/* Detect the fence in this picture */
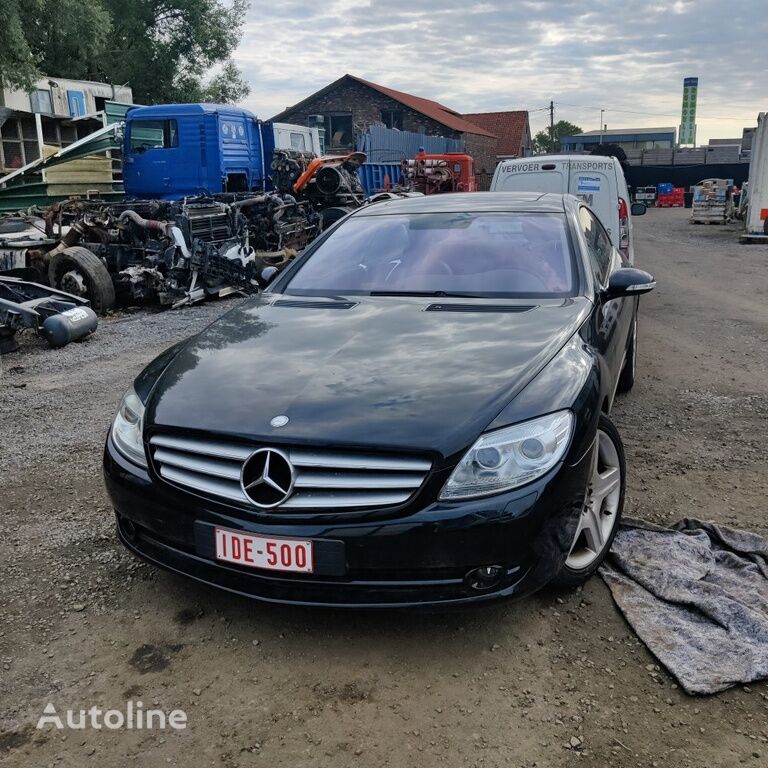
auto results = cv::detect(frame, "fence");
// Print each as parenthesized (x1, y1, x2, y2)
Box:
(357, 125, 463, 163)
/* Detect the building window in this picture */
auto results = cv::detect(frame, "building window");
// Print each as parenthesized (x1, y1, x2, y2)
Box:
(129, 119, 179, 152)
(30, 89, 53, 114)
(381, 109, 403, 130)
(324, 113, 353, 149)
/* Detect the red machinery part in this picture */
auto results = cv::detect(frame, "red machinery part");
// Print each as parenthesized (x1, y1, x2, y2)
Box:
(404, 152, 477, 195)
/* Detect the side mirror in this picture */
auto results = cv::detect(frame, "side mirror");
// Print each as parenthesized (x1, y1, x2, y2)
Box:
(603, 267, 656, 301)
(260, 266, 279, 285)
(630, 202, 647, 216)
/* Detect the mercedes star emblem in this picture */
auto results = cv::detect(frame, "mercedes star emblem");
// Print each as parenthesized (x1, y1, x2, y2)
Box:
(240, 448, 295, 508)
(270, 415, 289, 428)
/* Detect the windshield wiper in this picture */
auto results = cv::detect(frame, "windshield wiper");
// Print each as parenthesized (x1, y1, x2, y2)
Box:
(369, 290, 489, 298)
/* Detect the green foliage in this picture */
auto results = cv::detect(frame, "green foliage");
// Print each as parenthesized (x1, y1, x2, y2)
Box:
(19, 0, 112, 81)
(533, 120, 582, 154)
(0, 0, 38, 90)
(199, 60, 251, 104)
(0, 0, 250, 105)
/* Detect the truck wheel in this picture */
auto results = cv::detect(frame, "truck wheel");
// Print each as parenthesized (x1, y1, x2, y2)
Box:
(48, 246, 115, 315)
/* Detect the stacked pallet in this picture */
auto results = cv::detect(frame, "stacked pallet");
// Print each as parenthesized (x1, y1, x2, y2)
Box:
(690, 179, 734, 224)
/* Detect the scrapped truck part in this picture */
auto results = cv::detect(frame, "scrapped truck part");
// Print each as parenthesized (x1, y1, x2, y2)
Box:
(0, 276, 98, 354)
(2, 193, 321, 311)
(402, 152, 478, 195)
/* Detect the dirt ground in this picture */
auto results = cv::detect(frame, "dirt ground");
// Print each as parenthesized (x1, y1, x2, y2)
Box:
(1, 207, 767, 767)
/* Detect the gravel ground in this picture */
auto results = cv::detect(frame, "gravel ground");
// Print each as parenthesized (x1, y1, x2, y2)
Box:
(1, 207, 767, 767)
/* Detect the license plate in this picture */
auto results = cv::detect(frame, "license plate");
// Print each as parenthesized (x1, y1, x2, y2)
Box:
(214, 527, 314, 573)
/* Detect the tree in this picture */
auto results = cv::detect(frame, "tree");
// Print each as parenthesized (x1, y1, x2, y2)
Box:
(100, 0, 250, 105)
(533, 120, 582, 154)
(2, 0, 250, 105)
(19, 0, 112, 82)
(0, 0, 38, 91)
(199, 60, 250, 104)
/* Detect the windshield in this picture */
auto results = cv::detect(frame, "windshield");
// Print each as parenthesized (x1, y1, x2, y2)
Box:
(284, 212, 576, 297)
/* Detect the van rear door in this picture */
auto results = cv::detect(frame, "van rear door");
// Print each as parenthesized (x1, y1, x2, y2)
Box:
(567, 159, 618, 242)
(491, 158, 569, 194)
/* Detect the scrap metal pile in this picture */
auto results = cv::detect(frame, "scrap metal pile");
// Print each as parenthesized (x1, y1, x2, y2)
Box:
(32, 192, 319, 310)
(0, 152, 384, 319)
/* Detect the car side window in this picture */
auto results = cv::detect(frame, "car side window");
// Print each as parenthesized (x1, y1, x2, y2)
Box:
(578, 207, 612, 285)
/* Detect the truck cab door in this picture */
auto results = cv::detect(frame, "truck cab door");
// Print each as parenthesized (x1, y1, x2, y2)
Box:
(124, 118, 198, 198)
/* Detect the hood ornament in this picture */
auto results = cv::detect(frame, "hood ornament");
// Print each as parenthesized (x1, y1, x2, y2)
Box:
(270, 415, 289, 428)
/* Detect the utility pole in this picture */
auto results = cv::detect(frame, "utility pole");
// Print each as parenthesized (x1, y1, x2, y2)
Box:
(600, 109, 604, 144)
(549, 100, 555, 152)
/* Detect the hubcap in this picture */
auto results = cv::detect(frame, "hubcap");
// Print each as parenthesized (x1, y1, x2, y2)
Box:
(565, 429, 622, 570)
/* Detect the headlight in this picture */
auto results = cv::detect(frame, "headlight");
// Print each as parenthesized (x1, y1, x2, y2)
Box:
(439, 410, 573, 500)
(111, 386, 147, 468)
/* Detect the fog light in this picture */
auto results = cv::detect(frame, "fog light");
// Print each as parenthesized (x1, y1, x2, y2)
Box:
(465, 565, 504, 591)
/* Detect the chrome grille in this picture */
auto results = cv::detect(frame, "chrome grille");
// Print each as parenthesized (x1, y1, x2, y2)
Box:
(149, 434, 432, 511)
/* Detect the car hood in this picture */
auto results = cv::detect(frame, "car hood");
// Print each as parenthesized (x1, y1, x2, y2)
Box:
(146, 294, 592, 459)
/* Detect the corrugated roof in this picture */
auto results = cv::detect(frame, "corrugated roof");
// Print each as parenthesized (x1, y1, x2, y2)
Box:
(271, 75, 496, 138)
(461, 111, 529, 155)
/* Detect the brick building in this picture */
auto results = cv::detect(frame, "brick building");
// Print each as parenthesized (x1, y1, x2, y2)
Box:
(461, 110, 532, 159)
(271, 74, 506, 180)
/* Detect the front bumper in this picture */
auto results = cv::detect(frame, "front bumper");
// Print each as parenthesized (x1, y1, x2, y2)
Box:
(104, 437, 592, 607)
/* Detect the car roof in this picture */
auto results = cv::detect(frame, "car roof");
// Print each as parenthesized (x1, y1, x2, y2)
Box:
(355, 192, 570, 216)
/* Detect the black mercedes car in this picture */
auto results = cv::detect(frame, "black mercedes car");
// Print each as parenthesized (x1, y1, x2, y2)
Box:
(104, 192, 654, 607)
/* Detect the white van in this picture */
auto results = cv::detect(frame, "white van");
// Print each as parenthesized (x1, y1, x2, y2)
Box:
(490, 155, 645, 263)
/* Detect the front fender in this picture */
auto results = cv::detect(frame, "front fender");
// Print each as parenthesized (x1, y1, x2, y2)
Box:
(487, 334, 601, 464)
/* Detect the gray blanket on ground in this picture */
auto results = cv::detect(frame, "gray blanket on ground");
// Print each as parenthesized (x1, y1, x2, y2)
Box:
(599, 518, 768, 695)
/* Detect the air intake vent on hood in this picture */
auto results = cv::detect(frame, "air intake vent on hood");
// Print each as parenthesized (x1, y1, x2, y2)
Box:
(273, 299, 358, 310)
(424, 303, 536, 313)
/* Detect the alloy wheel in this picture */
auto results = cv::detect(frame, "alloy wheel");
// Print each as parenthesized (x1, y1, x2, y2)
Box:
(565, 429, 623, 570)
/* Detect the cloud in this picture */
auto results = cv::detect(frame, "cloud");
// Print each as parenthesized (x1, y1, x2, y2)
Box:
(233, 0, 767, 142)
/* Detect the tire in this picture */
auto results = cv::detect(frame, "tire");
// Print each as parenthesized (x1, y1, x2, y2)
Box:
(616, 313, 637, 393)
(48, 246, 115, 315)
(553, 413, 626, 587)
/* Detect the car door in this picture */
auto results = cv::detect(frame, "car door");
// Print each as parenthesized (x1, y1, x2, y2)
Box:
(578, 205, 634, 386)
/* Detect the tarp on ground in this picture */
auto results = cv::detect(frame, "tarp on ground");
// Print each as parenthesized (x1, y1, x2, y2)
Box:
(601, 518, 768, 695)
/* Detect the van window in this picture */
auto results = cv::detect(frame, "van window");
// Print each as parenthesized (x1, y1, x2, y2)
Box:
(129, 119, 178, 152)
(579, 207, 612, 284)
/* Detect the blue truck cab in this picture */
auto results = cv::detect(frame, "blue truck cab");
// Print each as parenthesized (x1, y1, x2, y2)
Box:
(123, 103, 319, 199)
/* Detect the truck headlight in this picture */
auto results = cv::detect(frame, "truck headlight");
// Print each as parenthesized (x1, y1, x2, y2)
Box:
(111, 387, 147, 468)
(439, 411, 573, 500)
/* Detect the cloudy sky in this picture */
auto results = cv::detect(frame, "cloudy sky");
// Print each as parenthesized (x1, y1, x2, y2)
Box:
(234, 0, 766, 143)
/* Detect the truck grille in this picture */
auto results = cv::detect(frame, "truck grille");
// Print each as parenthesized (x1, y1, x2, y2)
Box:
(148, 434, 432, 511)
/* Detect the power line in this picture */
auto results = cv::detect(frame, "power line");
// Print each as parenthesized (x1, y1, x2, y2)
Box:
(555, 101, 752, 121)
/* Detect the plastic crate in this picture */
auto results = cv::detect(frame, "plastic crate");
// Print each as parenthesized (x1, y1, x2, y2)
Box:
(656, 188, 685, 207)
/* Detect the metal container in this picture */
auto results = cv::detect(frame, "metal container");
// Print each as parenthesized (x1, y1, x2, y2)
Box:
(41, 305, 98, 348)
